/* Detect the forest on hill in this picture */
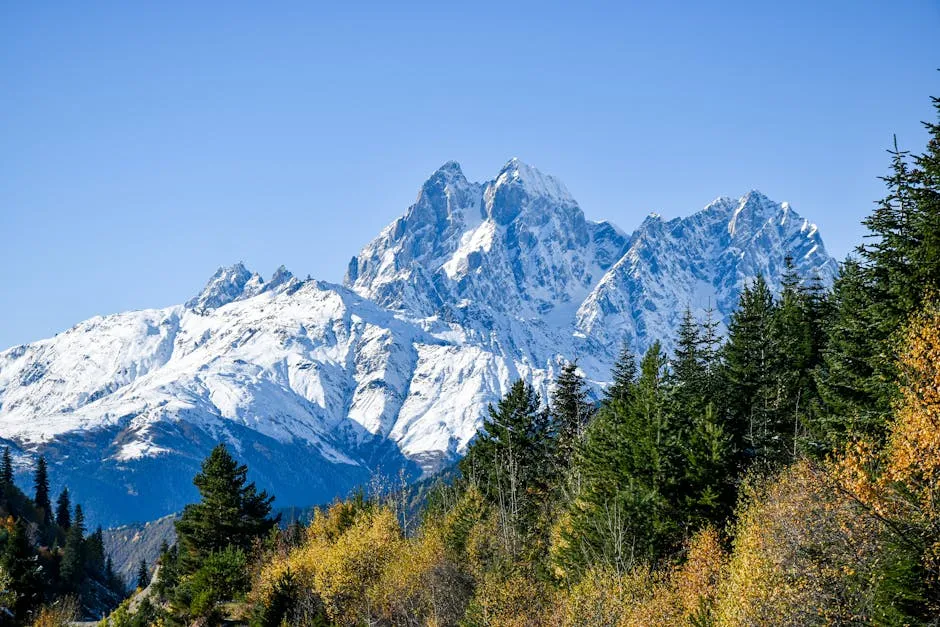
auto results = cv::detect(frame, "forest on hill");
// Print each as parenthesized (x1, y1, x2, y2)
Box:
(3, 96, 940, 626)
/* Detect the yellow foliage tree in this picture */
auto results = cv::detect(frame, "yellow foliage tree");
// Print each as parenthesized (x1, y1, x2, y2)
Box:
(885, 305, 940, 589)
(715, 462, 884, 625)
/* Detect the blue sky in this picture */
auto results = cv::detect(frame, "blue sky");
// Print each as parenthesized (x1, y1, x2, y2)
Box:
(1, 1, 938, 348)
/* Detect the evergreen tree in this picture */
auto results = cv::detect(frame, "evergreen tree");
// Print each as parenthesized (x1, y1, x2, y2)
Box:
(681, 402, 733, 529)
(668, 308, 734, 529)
(563, 342, 676, 576)
(859, 137, 921, 320)
(1, 447, 13, 489)
(605, 343, 637, 405)
(33, 455, 52, 525)
(769, 257, 815, 460)
(105, 555, 125, 596)
(818, 108, 940, 445)
(458, 379, 560, 565)
(551, 362, 594, 480)
(1, 518, 41, 621)
(670, 307, 708, 432)
(61, 504, 86, 587)
(156, 541, 180, 597)
(137, 559, 150, 590)
(459, 381, 553, 526)
(55, 487, 71, 529)
(631, 342, 675, 517)
(815, 260, 893, 446)
(721, 275, 782, 466)
(909, 97, 940, 298)
(174, 444, 278, 571)
(86, 526, 106, 574)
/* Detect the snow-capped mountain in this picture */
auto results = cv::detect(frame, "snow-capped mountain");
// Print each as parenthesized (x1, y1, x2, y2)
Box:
(0, 159, 838, 525)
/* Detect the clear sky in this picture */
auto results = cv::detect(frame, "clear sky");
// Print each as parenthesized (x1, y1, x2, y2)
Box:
(1, 1, 938, 349)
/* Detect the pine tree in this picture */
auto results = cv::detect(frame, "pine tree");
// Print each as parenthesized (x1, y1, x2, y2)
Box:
(631, 342, 674, 513)
(459, 380, 547, 494)
(670, 307, 707, 430)
(33, 455, 52, 524)
(909, 97, 940, 298)
(56, 487, 71, 529)
(551, 362, 594, 479)
(859, 137, 920, 319)
(722, 275, 781, 466)
(1, 518, 41, 620)
(61, 504, 86, 587)
(156, 541, 180, 597)
(105, 555, 125, 596)
(681, 402, 733, 529)
(137, 559, 150, 590)
(174, 444, 279, 571)
(815, 260, 893, 446)
(770, 256, 814, 460)
(86, 526, 106, 574)
(668, 308, 735, 530)
(605, 343, 637, 405)
(1, 447, 13, 489)
(459, 380, 556, 558)
(563, 342, 676, 576)
(818, 107, 940, 445)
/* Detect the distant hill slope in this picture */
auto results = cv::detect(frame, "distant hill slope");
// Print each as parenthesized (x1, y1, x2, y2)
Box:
(103, 515, 177, 586)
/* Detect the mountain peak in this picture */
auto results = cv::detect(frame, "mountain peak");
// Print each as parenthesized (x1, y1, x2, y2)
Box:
(493, 158, 572, 203)
(186, 262, 254, 312)
(434, 160, 464, 176)
(421, 160, 468, 193)
(728, 190, 781, 237)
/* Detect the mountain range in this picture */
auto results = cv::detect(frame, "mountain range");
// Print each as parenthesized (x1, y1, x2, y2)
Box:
(0, 159, 838, 526)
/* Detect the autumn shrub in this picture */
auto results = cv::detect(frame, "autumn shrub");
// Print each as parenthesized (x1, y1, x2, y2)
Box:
(714, 461, 887, 626)
(369, 524, 463, 626)
(30, 597, 77, 627)
(544, 526, 727, 627)
(548, 565, 655, 627)
(461, 566, 552, 627)
(252, 502, 417, 626)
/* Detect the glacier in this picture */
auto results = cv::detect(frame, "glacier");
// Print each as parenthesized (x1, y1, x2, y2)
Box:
(0, 158, 838, 525)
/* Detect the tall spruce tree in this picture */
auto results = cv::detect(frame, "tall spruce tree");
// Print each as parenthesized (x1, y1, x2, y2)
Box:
(815, 260, 891, 446)
(770, 257, 815, 460)
(459, 380, 554, 537)
(551, 362, 594, 482)
(563, 342, 677, 576)
(910, 97, 940, 297)
(174, 443, 278, 571)
(86, 526, 106, 574)
(105, 555, 124, 596)
(605, 343, 637, 406)
(721, 275, 782, 466)
(670, 308, 708, 428)
(818, 106, 940, 446)
(33, 455, 52, 524)
(137, 559, 150, 590)
(1, 447, 13, 489)
(668, 308, 734, 529)
(61, 504, 86, 588)
(56, 487, 71, 529)
(1, 518, 41, 621)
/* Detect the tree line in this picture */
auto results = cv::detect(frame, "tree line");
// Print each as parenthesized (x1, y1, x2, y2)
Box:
(0, 449, 126, 624)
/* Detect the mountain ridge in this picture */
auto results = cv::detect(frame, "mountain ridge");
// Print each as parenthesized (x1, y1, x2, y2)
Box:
(0, 159, 838, 526)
